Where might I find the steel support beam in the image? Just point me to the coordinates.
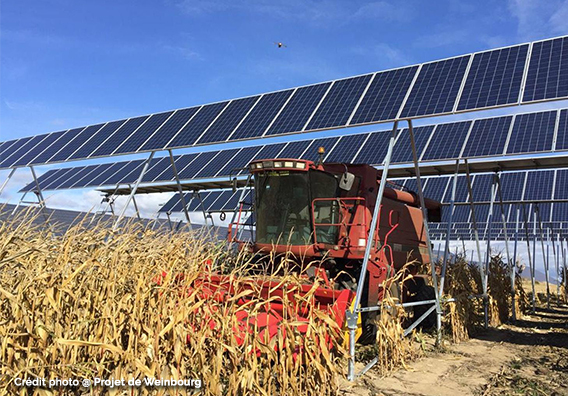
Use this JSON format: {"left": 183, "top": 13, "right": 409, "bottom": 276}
{"left": 495, "top": 173, "right": 513, "bottom": 320}
{"left": 168, "top": 149, "right": 192, "bottom": 227}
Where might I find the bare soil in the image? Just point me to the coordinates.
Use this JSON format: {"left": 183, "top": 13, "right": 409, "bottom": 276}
{"left": 342, "top": 303, "right": 568, "bottom": 396}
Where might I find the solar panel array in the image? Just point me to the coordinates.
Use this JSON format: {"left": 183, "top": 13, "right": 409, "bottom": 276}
{"left": 3, "top": 36, "right": 568, "bottom": 170}
{"left": 20, "top": 106, "right": 568, "bottom": 193}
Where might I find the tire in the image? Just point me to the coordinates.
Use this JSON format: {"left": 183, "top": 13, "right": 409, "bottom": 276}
{"left": 411, "top": 284, "right": 437, "bottom": 329}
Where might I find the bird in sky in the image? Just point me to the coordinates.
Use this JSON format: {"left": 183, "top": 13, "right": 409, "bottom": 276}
{"left": 274, "top": 42, "right": 287, "bottom": 48}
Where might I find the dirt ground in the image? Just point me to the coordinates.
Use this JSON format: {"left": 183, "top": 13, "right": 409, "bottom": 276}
{"left": 341, "top": 302, "right": 568, "bottom": 396}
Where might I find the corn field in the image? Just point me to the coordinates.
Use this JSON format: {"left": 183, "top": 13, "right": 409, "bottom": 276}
{"left": 0, "top": 209, "right": 527, "bottom": 395}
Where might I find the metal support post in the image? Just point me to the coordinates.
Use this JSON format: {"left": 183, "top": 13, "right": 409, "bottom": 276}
{"left": 0, "top": 168, "right": 16, "bottom": 197}
{"left": 482, "top": 176, "right": 497, "bottom": 329}
{"left": 494, "top": 173, "right": 513, "bottom": 320}
{"left": 562, "top": 238, "right": 567, "bottom": 302}
{"left": 408, "top": 119, "right": 442, "bottom": 344}
{"left": 534, "top": 206, "right": 550, "bottom": 309}
{"left": 113, "top": 152, "right": 155, "bottom": 231}
{"left": 131, "top": 188, "right": 142, "bottom": 220}
{"left": 30, "top": 166, "right": 51, "bottom": 225}
{"left": 195, "top": 191, "right": 212, "bottom": 227}
{"left": 512, "top": 205, "right": 520, "bottom": 321}
{"left": 168, "top": 149, "right": 192, "bottom": 226}
{"left": 464, "top": 159, "right": 484, "bottom": 271}
{"left": 440, "top": 159, "right": 460, "bottom": 297}
{"left": 348, "top": 120, "right": 399, "bottom": 381}
{"left": 166, "top": 212, "right": 173, "bottom": 231}
{"left": 522, "top": 203, "right": 536, "bottom": 313}
{"left": 556, "top": 234, "right": 561, "bottom": 305}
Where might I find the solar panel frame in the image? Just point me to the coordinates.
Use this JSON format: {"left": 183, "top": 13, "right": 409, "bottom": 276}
{"left": 461, "top": 115, "right": 513, "bottom": 157}
{"left": 89, "top": 116, "right": 150, "bottom": 158}
{"left": 0, "top": 135, "right": 44, "bottom": 168}
{"left": 324, "top": 133, "right": 370, "bottom": 163}
{"left": 113, "top": 111, "right": 175, "bottom": 155}
{"left": 138, "top": 107, "right": 202, "bottom": 152}
{"left": 46, "top": 126, "right": 97, "bottom": 163}
{"left": 353, "top": 130, "right": 393, "bottom": 165}
{"left": 214, "top": 146, "right": 259, "bottom": 177}
{"left": 194, "top": 149, "right": 240, "bottom": 179}
{"left": 505, "top": 110, "right": 557, "bottom": 154}
{"left": 11, "top": 131, "right": 67, "bottom": 167}
{"left": 421, "top": 120, "right": 472, "bottom": 161}
{"left": 67, "top": 121, "right": 127, "bottom": 160}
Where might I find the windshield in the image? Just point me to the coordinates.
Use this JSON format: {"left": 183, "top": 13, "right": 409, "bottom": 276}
{"left": 254, "top": 169, "right": 340, "bottom": 246}
{"left": 255, "top": 171, "right": 311, "bottom": 245}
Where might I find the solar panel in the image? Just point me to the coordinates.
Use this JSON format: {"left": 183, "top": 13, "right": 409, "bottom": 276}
{"left": 422, "top": 177, "right": 449, "bottom": 202}
{"left": 506, "top": 110, "right": 556, "bottom": 154}
{"left": 194, "top": 149, "right": 240, "bottom": 178}
{"left": 83, "top": 162, "right": 131, "bottom": 188}
{"left": 325, "top": 133, "right": 369, "bottom": 163}
{"left": 306, "top": 75, "right": 373, "bottom": 130}
{"left": 391, "top": 125, "right": 434, "bottom": 163}
{"left": 276, "top": 141, "right": 311, "bottom": 159}
{"left": 68, "top": 121, "right": 126, "bottom": 160}
{"left": 470, "top": 174, "right": 493, "bottom": 202}
{"left": 552, "top": 202, "right": 568, "bottom": 221}
{"left": 353, "top": 130, "right": 392, "bottom": 164}
{"left": 524, "top": 170, "right": 554, "bottom": 200}
{"left": 0, "top": 135, "right": 45, "bottom": 168}
{"left": 300, "top": 137, "right": 339, "bottom": 162}
{"left": 421, "top": 120, "right": 471, "bottom": 161}
{"left": 554, "top": 169, "right": 568, "bottom": 199}
{"left": 89, "top": 116, "right": 150, "bottom": 158}
{"left": 229, "top": 90, "right": 294, "bottom": 140}
{"left": 111, "top": 160, "right": 147, "bottom": 185}
{"left": 160, "top": 193, "right": 188, "bottom": 213}
{"left": 265, "top": 83, "right": 331, "bottom": 136}
{"left": 154, "top": 154, "right": 199, "bottom": 182}
{"left": 400, "top": 55, "right": 471, "bottom": 118}
{"left": 221, "top": 189, "right": 245, "bottom": 211}
{"left": 0, "top": 139, "right": 18, "bottom": 158}
{"left": 138, "top": 107, "right": 201, "bottom": 151}
{"left": 46, "top": 126, "right": 98, "bottom": 163}
{"left": 43, "top": 168, "right": 80, "bottom": 190}
{"left": 56, "top": 166, "right": 93, "bottom": 189}
{"left": 556, "top": 109, "right": 568, "bottom": 151}
{"left": 208, "top": 190, "right": 234, "bottom": 211}
{"left": 29, "top": 128, "right": 80, "bottom": 165}
{"left": 196, "top": 97, "right": 260, "bottom": 144}
{"left": 350, "top": 66, "right": 419, "bottom": 124}
{"left": 461, "top": 116, "right": 512, "bottom": 157}
{"left": 68, "top": 164, "right": 107, "bottom": 189}
{"left": 523, "top": 37, "right": 568, "bottom": 102}
{"left": 167, "top": 102, "right": 229, "bottom": 148}
{"left": 199, "top": 191, "right": 223, "bottom": 211}
{"left": 214, "top": 146, "right": 259, "bottom": 177}
{"left": 188, "top": 192, "right": 210, "bottom": 211}
{"left": 11, "top": 131, "right": 67, "bottom": 167}
{"left": 178, "top": 152, "right": 220, "bottom": 179}
{"left": 499, "top": 172, "right": 526, "bottom": 201}
{"left": 19, "top": 169, "right": 60, "bottom": 192}
{"left": 113, "top": 111, "right": 174, "bottom": 155}
{"left": 141, "top": 157, "right": 172, "bottom": 182}
{"left": 250, "top": 143, "right": 286, "bottom": 162}
{"left": 457, "top": 45, "right": 528, "bottom": 110}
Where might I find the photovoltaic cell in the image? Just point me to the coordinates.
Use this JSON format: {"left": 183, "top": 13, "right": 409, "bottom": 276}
{"left": 114, "top": 111, "right": 174, "bottom": 155}
{"left": 556, "top": 109, "right": 568, "bottom": 151}
{"left": 139, "top": 107, "right": 200, "bottom": 151}
{"left": 84, "top": 163, "right": 131, "bottom": 188}
{"left": 353, "top": 131, "right": 392, "bottom": 164}
{"left": 160, "top": 193, "right": 187, "bottom": 213}
{"left": 266, "top": 82, "right": 331, "bottom": 136}
{"left": 506, "top": 111, "right": 556, "bottom": 154}
{"left": 524, "top": 170, "right": 554, "bottom": 200}
{"left": 68, "top": 121, "right": 125, "bottom": 160}
{"left": 30, "top": 129, "right": 76, "bottom": 165}
{"left": 200, "top": 191, "right": 223, "bottom": 211}
{"left": 554, "top": 169, "right": 568, "bottom": 199}
{"left": 195, "top": 149, "right": 240, "bottom": 178}
{"left": 457, "top": 45, "right": 528, "bottom": 110}
{"left": 421, "top": 121, "right": 471, "bottom": 161}
{"left": 325, "top": 133, "right": 368, "bottom": 163}
{"left": 188, "top": 192, "right": 210, "bottom": 211}
{"left": 47, "top": 126, "right": 95, "bottom": 163}
{"left": 56, "top": 166, "right": 92, "bottom": 189}
{"left": 276, "top": 141, "right": 311, "bottom": 159}
{"left": 300, "top": 137, "right": 340, "bottom": 162}
{"left": 19, "top": 169, "right": 60, "bottom": 192}
{"left": 422, "top": 177, "right": 449, "bottom": 202}
{"left": 461, "top": 116, "right": 512, "bottom": 157}
{"left": 523, "top": 37, "right": 568, "bottom": 102}
{"left": 401, "top": 55, "right": 470, "bottom": 118}
{"left": 178, "top": 152, "right": 219, "bottom": 179}
{"left": 215, "top": 146, "right": 259, "bottom": 177}
{"left": 156, "top": 154, "right": 199, "bottom": 181}
{"left": 444, "top": 175, "right": 470, "bottom": 202}
{"left": 0, "top": 139, "right": 21, "bottom": 159}
{"left": 109, "top": 161, "right": 146, "bottom": 185}
{"left": 68, "top": 164, "right": 105, "bottom": 188}
{"left": 43, "top": 168, "right": 80, "bottom": 190}
{"left": 197, "top": 96, "right": 260, "bottom": 144}
{"left": 167, "top": 102, "right": 229, "bottom": 148}
{"left": 499, "top": 172, "right": 525, "bottom": 201}
{"left": 307, "top": 75, "right": 373, "bottom": 130}
{"left": 391, "top": 125, "right": 434, "bottom": 163}
{"left": 208, "top": 190, "right": 234, "bottom": 211}
{"left": 470, "top": 174, "right": 494, "bottom": 202}
{"left": 141, "top": 157, "right": 171, "bottom": 182}
{"left": 90, "top": 116, "right": 149, "bottom": 158}
{"left": 351, "top": 66, "right": 419, "bottom": 124}
{"left": 11, "top": 132, "right": 66, "bottom": 167}
{"left": 552, "top": 202, "right": 568, "bottom": 221}
{"left": 230, "top": 90, "right": 294, "bottom": 140}
{"left": 245, "top": 144, "right": 285, "bottom": 167}
{"left": 0, "top": 136, "right": 37, "bottom": 167}
{"left": 221, "top": 190, "right": 244, "bottom": 211}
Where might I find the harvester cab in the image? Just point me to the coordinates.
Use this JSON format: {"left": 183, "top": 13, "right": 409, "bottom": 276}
{"left": 226, "top": 153, "right": 442, "bottom": 341}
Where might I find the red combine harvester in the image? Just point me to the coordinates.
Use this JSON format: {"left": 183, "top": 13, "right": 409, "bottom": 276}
{"left": 215, "top": 149, "right": 442, "bottom": 343}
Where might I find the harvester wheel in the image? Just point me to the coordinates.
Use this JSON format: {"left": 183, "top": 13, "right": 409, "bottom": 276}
{"left": 412, "top": 283, "right": 437, "bottom": 329}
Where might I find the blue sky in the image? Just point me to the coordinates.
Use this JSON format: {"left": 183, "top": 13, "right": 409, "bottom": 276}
{"left": 1, "top": 0, "right": 567, "bottom": 277}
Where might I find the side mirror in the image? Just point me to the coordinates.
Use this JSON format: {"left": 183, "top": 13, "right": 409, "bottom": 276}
{"left": 339, "top": 172, "right": 355, "bottom": 191}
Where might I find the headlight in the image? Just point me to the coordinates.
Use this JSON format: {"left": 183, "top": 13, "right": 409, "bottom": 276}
{"left": 274, "top": 161, "right": 283, "bottom": 168}
{"left": 284, "top": 161, "right": 294, "bottom": 168}
{"left": 295, "top": 162, "right": 306, "bottom": 169}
